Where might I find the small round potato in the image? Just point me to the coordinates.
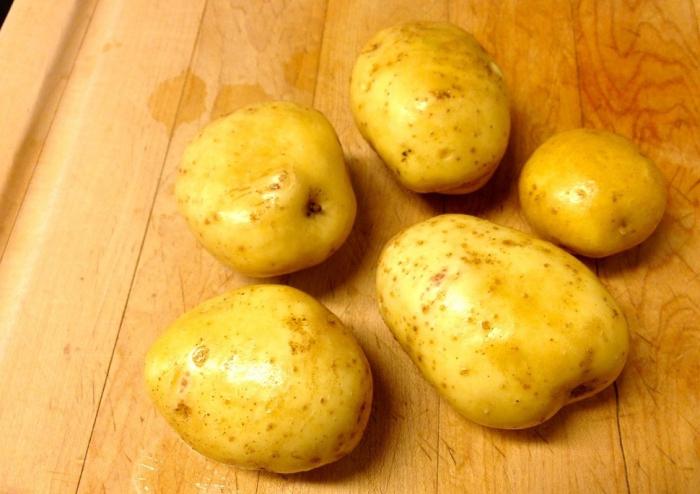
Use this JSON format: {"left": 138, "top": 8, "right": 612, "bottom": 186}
{"left": 350, "top": 21, "right": 510, "bottom": 194}
{"left": 176, "top": 101, "right": 356, "bottom": 277}
{"left": 519, "top": 128, "right": 667, "bottom": 257}
{"left": 145, "top": 285, "right": 373, "bottom": 473}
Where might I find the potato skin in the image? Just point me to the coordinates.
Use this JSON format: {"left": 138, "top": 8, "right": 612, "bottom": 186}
{"left": 376, "top": 215, "right": 629, "bottom": 429}
{"left": 519, "top": 128, "right": 667, "bottom": 257}
{"left": 145, "top": 285, "right": 372, "bottom": 473}
{"left": 350, "top": 22, "right": 510, "bottom": 193}
{"left": 175, "top": 101, "right": 356, "bottom": 277}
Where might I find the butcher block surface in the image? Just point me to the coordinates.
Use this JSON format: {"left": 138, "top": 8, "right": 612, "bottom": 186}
{"left": 1, "top": 0, "right": 699, "bottom": 492}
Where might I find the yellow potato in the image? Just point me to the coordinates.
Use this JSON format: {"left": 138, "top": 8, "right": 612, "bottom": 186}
{"left": 176, "top": 101, "right": 356, "bottom": 277}
{"left": 350, "top": 21, "right": 510, "bottom": 193}
{"left": 519, "top": 128, "right": 667, "bottom": 257}
{"left": 376, "top": 214, "right": 629, "bottom": 429}
{"left": 145, "top": 285, "right": 372, "bottom": 473}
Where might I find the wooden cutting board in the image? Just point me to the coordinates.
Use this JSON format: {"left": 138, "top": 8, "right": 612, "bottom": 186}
{"left": 1, "top": 0, "right": 698, "bottom": 492}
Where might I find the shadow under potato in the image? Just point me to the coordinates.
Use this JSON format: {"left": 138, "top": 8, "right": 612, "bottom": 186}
{"left": 487, "top": 382, "right": 622, "bottom": 445}
{"left": 444, "top": 122, "right": 521, "bottom": 217}
{"left": 282, "top": 155, "right": 380, "bottom": 298}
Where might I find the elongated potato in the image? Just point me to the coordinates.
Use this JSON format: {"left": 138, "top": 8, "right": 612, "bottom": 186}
{"left": 376, "top": 214, "right": 629, "bottom": 429}
{"left": 145, "top": 285, "right": 373, "bottom": 473}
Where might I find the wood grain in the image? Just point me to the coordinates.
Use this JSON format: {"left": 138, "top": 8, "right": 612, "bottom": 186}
{"left": 0, "top": 0, "right": 698, "bottom": 492}
{"left": 574, "top": 1, "right": 700, "bottom": 492}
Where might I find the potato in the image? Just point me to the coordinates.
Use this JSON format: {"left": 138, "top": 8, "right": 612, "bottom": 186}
{"left": 350, "top": 21, "right": 510, "bottom": 194}
{"left": 176, "top": 101, "right": 356, "bottom": 277}
{"left": 376, "top": 214, "right": 629, "bottom": 429}
{"left": 145, "top": 285, "right": 372, "bottom": 473}
{"left": 519, "top": 128, "right": 667, "bottom": 257}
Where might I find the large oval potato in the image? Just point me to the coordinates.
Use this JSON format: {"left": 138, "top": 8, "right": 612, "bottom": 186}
{"left": 376, "top": 214, "right": 629, "bottom": 429}
{"left": 145, "top": 285, "right": 373, "bottom": 473}
{"left": 351, "top": 21, "right": 510, "bottom": 193}
{"left": 519, "top": 128, "right": 667, "bottom": 257}
{"left": 176, "top": 101, "right": 356, "bottom": 277}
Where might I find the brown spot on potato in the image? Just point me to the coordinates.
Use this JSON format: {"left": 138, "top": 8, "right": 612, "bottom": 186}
{"left": 357, "top": 401, "right": 368, "bottom": 423}
{"left": 192, "top": 346, "right": 209, "bottom": 367}
{"left": 363, "top": 42, "right": 381, "bottom": 53}
{"left": 579, "top": 348, "right": 594, "bottom": 371}
{"left": 288, "top": 340, "right": 313, "bottom": 355}
{"left": 570, "top": 384, "right": 592, "bottom": 398}
{"left": 460, "top": 369, "right": 470, "bottom": 376}
{"left": 175, "top": 401, "right": 191, "bottom": 418}
{"left": 306, "top": 198, "right": 322, "bottom": 217}
{"left": 438, "top": 148, "right": 451, "bottom": 159}
{"left": 431, "top": 89, "right": 451, "bottom": 99}
{"left": 267, "top": 423, "right": 276, "bottom": 431}
{"left": 618, "top": 218, "right": 630, "bottom": 235}
{"left": 482, "top": 321, "right": 492, "bottom": 330}
{"left": 430, "top": 268, "right": 447, "bottom": 284}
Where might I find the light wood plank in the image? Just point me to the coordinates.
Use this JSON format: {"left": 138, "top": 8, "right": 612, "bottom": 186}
{"left": 77, "top": 1, "right": 327, "bottom": 492}
{"left": 0, "top": 0, "right": 207, "bottom": 491}
{"left": 573, "top": 0, "right": 700, "bottom": 491}
{"left": 0, "top": 0, "right": 98, "bottom": 253}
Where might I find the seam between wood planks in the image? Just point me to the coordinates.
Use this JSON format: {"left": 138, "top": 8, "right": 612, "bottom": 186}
{"left": 436, "top": 398, "right": 440, "bottom": 494}
{"left": 310, "top": 0, "right": 330, "bottom": 108}
{"left": 0, "top": 0, "right": 101, "bottom": 265}
{"left": 614, "top": 383, "right": 632, "bottom": 494}
{"left": 73, "top": 1, "right": 210, "bottom": 491}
